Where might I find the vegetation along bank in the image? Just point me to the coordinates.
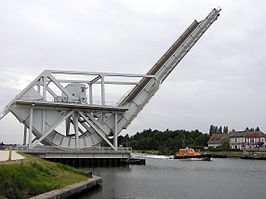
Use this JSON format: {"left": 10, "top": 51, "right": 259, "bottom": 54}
{"left": 0, "top": 154, "right": 89, "bottom": 199}
{"left": 118, "top": 129, "right": 210, "bottom": 154}
{"left": 118, "top": 128, "right": 244, "bottom": 157}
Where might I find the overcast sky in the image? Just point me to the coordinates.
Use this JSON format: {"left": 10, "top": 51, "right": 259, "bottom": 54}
{"left": 1, "top": 0, "right": 266, "bottom": 144}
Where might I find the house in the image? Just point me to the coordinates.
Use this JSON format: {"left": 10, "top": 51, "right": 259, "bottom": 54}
{"left": 229, "top": 130, "right": 266, "bottom": 150}
{"left": 229, "top": 130, "right": 248, "bottom": 150}
{"left": 245, "top": 131, "right": 266, "bottom": 150}
{"left": 208, "top": 134, "right": 229, "bottom": 148}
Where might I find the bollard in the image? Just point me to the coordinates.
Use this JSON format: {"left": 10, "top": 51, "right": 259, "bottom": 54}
{"left": 83, "top": 171, "right": 92, "bottom": 178}
{"left": 8, "top": 146, "right": 12, "bottom": 161}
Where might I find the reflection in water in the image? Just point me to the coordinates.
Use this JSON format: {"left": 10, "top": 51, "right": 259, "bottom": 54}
{"left": 77, "top": 154, "right": 266, "bottom": 199}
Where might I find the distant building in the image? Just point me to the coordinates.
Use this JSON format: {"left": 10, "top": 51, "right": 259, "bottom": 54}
{"left": 229, "top": 130, "right": 266, "bottom": 150}
{"left": 0, "top": 142, "right": 4, "bottom": 150}
{"left": 229, "top": 130, "right": 248, "bottom": 150}
{"left": 245, "top": 131, "right": 266, "bottom": 150}
{"left": 208, "top": 134, "right": 229, "bottom": 148}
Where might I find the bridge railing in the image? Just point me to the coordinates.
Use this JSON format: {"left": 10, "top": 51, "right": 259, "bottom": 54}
{"left": 16, "top": 145, "right": 132, "bottom": 153}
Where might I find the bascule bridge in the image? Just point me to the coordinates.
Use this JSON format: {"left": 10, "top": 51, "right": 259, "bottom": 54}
{"left": 0, "top": 8, "right": 221, "bottom": 166}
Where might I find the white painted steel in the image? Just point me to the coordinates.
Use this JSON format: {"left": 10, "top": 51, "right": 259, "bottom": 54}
{"left": 28, "top": 106, "right": 34, "bottom": 148}
{"left": 23, "top": 125, "right": 27, "bottom": 145}
{"left": 0, "top": 8, "right": 221, "bottom": 150}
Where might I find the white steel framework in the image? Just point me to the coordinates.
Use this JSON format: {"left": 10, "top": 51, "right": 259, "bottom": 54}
{"left": 0, "top": 8, "right": 221, "bottom": 150}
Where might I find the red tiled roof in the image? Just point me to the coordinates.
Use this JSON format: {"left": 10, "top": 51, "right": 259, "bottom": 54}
{"left": 208, "top": 134, "right": 229, "bottom": 144}
{"left": 229, "top": 130, "right": 248, "bottom": 138}
{"left": 246, "top": 131, "right": 266, "bottom": 138}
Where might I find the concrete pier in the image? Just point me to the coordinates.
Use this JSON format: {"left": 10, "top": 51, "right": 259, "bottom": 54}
{"left": 17, "top": 146, "right": 132, "bottom": 167}
{"left": 29, "top": 175, "right": 102, "bottom": 199}
{"left": 242, "top": 150, "right": 266, "bottom": 160}
{"left": 47, "top": 157, "right": 129, "bottom": 167}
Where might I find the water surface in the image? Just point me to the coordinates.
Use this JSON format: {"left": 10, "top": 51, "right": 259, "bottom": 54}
{"left": 77, "top": 154, "right": 266, "bottom": 199}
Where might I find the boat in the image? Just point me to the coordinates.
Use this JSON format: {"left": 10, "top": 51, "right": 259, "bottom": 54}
{"left": 174, "top": 147, "right": 211, "bottom": 161}
{"left": 120, "top": 158, "right": 146, "bottom": 165}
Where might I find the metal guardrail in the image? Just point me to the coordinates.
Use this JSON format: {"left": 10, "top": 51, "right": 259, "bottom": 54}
{"left": 16, "top": 145, "right": 132, "bottom": 153}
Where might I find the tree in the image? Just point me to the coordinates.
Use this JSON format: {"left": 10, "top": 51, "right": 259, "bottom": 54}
{"left": 218, "top": 126, "right": 223, "bottom": 134}
{"left": 255, "top": 127, "right": 260, "bottom": 131}
{"left": 129, "top": 140, "right": 137, "bottom": 149}
{"left": 121, "top": 128, "right": 211, "bottom": 154}
{"left": 219, "top": 136, "right": 230, "bottom": 148}
{"left": 214, "top": 126, "right": 218, "bottom": 134}
{"left": 209, "top": 125, "right": 214, "bottom": 135}
{"left": 194, "top": 134, "right": 210, "bottom": 147}
{"left": 223, "top": 126, "right": 228, "bottom": 134}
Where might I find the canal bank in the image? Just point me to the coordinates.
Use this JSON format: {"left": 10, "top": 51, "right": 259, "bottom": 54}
{"left": 242, "top": 150, "right": 266, "bottom": 160}
{"left": 0, "top": 154, "right": 99, "bottom": 199}
{"left": 133, "top": 150, "right": 244, "bottom": 158}
{"left": 207, "top": 150, "right": 243, "bottom": 158}
{"left": 29, "top": 175, "right": 102, "bottom": 199}
{"left": 207, "top": 150, "right": 266, "bottom": 160}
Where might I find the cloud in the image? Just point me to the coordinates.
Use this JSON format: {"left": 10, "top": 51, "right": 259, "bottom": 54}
{"left": 1, "top": 0, "right": 266, "bottom": 143}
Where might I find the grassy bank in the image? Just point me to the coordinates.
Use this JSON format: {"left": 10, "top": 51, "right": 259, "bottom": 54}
{"left": 0, "top": 154, "right": 88, "bottom": 199}
{"left": 205, "top": 151, "right": 243, "bottom": 158}
{"left": 133, "top": 150, "right": 160, "bottom": 155}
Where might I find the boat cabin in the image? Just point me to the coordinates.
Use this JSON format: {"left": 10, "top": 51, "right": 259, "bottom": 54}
{"left": 178, "top": 148, "right": 201, "bottom": 157}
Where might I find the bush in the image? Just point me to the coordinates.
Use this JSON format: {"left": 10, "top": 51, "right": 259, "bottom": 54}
{"left": 0, "top": 158, "right": 86, "bottom": 199}
{"left": 208, "top": 146, "right": 241, "bottom": 152}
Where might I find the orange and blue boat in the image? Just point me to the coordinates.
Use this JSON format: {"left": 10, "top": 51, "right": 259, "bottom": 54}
{"left": 174, "top": 147, "right": 211, "bottom": 161}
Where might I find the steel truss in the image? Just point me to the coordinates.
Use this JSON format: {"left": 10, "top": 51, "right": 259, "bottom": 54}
{"left": 0, "top": 8, "right": 221, "bottom": 150}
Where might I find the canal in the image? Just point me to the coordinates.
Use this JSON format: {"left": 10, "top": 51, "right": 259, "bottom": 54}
{"left": 77, "top": 154, "right": 266, "bottom": 199}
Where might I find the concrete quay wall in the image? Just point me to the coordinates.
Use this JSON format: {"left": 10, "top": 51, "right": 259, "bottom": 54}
{"left": 47, "top": 157, "right": 128, "bottom": 167}
{"left": 29, "top": 175, "right": 102, "bottom": 199}
{"left": 242, "top": 150, "right": 266, "bottom": 160}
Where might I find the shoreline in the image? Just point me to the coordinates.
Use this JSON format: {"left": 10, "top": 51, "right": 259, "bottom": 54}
{"left": 29, "top": 175, "right": 102, "bottom": 199}
{"left": 0, "top": 154, "right": 96, "bottom": 198}
{"left": 134, "top": 150, "right": 266, "bottom": 160}
{"left": 133, "top": 150, "right": 244, "bottom": 158}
